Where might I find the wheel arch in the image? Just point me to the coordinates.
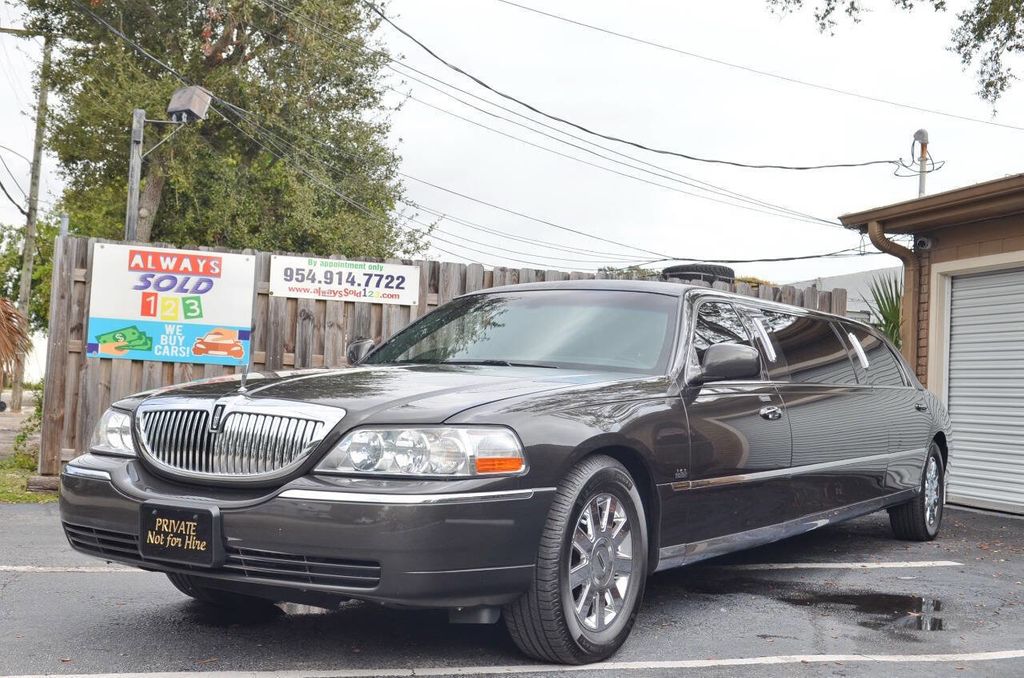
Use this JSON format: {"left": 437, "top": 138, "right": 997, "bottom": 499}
{"left": 932, "top": 431, "right": 949, "bottom": 469}
{"left": 576, "top": 443, "right": 662, "bottom": 574}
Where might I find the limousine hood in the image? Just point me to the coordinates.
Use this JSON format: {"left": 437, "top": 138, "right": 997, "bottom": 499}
{"left": 123, "top": 364, "right": 626, "bottom": 425}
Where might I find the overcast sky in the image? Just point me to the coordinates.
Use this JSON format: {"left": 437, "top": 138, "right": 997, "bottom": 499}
{"left": 2, "top": 0, "right": 1022, "bottom": 283}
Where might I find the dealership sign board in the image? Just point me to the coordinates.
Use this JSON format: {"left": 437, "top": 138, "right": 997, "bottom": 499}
{"left": 86, "top": 243, "right": 256, "bottom": 366}
{"left": 269, "top": 255, "right": 420, "bottom": 306}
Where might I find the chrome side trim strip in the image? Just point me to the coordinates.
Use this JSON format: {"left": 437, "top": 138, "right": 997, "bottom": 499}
{"left": 277, "top": 487, "right": 557, "bottom": 505}
{"left": 671, "top": 448, "right": 923, "bottom": 491}
{"left": 655, "top": 489, "right": 917, "bottom": 572}
{"left": 62, "top": 465, "right": 112, "bottom": 481}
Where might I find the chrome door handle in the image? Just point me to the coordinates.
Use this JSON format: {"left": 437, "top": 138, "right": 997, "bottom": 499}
{"left": 915, "top": 403, "right": 929, "bottom": 412}
{"left": 759, "top": 405, "right": 783, "bottom": 421}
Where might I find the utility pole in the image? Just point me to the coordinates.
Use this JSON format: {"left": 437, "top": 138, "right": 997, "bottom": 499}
{"left": 914, "top": 128, "right": 929, "bottom": 198}
{"left": 1, "top": 27, "right": 52, "bottom": 412}
{"left": 124, "top": 108, "right": 145, "bottom": 241}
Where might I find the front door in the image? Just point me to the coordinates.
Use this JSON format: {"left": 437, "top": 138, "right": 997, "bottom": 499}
{"left": 667, "top": 300, "right": 793, "bottom": 547}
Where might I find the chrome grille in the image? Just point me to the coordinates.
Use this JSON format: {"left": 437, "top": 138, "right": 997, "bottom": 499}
{"left": 138, "top": 409, "right": 325, "bottom": 478}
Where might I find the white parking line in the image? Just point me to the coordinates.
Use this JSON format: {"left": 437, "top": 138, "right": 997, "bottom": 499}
{"left": 6, "top": 649, "right": 1023, "bottom": 677}
{"left": 714, "top": 560, "right": 962, "bottom": 571}
{"left": 0, "top": 565, "right": 143, "bottom": 573}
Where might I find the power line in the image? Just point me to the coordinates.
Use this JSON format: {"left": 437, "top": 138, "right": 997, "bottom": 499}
{"left": 492, "top": 0, "right": 1024, "bottom": 134}
{"left": 361, "top": 0, "right": 909, "bottom": 171}
{"left": 253, "top": 0, "right": 840, "bottom": 228}
{"left": 0, "top": 154, "right": 26, "bottom": 197}
{"left": 405, "top": 94, "right": 834, "bottom": 227}
{"left": 219, "top": 99, "right": 877, "bottom": 267}
{"left": 0, "top": 177, "right": 27, "bottom": 216}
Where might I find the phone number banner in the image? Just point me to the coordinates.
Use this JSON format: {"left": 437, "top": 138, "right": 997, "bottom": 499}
{"left": 86, "top": 243, "right": 256, "bottom": 366}
{"left": 269, "top": 255, "right": 420, "bottom": 306}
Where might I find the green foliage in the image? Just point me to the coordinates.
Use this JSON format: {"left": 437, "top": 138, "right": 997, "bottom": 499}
{"left": 767, "top": 0, "right": 1023, "bottom": 104}
{"left": 0, "top": 469, "right": 57, "bottom": 503}
{"left": 866, "top": 271, "right": 902, "bottom": 348}
{"left": 0, "top": 220, "right": 58, "bottom": 331}
{"left": 11, "top": 380, "right": 44, "bottom": 459}
{"left": 22, "top": 0, "right": 419, "bottom": 258}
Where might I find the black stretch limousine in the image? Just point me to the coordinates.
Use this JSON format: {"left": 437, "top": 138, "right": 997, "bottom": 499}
{"left": 60, "top": 280, "right": 951, "bottom": 664}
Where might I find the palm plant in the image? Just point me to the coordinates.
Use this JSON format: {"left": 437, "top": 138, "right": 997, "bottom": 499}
{"left": 0, "top": 297, "right": 31, "bottom": 375}
{"left": 866, "top": 272, "right": 903, "bottom": 348}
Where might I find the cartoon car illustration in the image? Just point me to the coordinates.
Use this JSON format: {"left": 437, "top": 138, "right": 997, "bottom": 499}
{"left": 192, "top": 328, "right": 244, "bottom": 359}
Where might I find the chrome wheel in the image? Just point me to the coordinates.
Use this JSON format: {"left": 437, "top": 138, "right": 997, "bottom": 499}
{"left": 569, "top": 493, "right": 633, "bottom": 632}
{"left": 924, "top": 456, "right": 941, "bottom": 527}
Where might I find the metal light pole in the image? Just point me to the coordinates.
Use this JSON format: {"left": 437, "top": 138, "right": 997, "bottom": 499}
{"left": 123, "top": 87, "right": 211, "bottom": 240}
{"left": 0, "top": 28, "right": 52, "bottom": 412}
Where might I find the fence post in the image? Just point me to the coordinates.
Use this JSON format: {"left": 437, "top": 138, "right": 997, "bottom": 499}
{"left": 39, "top": 235, "right": 71, "bottom": 475}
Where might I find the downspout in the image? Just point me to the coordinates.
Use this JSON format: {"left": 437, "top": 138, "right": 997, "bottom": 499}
{"left": 866, "top": 220, "right": 919, "bottom": 369}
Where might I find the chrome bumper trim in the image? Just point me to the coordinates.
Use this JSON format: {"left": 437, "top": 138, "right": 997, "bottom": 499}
{"left": 277, "top": 487, "right": 556, "bottom": 505}
{"left": 62, "top": 465, "right": 112, "bottom": 481}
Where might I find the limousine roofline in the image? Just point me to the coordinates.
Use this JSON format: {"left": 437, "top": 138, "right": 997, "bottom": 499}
{"left": 467, "top": 279, "right": 876, "bottom": 331}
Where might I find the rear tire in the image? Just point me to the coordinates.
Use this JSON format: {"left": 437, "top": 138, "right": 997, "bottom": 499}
{"left": 889, "top": 442, "right": 944, "bottom": 541}
{"left": 166, "top": 573, "right": 277, "bottom": 609}
{"left": 504, "top": 455, "right": 648, "bottom": 664}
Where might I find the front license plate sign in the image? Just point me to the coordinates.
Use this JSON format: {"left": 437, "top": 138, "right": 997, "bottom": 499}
{"left": 139, "top": 503, "right": 222, "bottom": 567}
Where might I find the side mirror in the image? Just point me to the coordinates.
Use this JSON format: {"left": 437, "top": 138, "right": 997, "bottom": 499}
{"left": 346, "top": 338, "right": 376, "bottom": 366}
{"left": 695, "top": 343, "right": 761, "bottom": 384}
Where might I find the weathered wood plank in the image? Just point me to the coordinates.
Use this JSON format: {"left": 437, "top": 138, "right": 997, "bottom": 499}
{"left": 294, "top": 297, "right": 318, "bottom": 368}
{"left": 465, "top": 263, "right": 485, "bottom": 293}
{"left": 439, "top": 262, "right": 466, "bottom": 304}
{"left": 109, "top": 360, "right": 133, "bottom": 403}
{"left": 780, "top": 285, "right": 797, "bottom": 306}
{"left": 817, "top": 290, "right": 833, "bottom": 313}
{"left": 801, "top": 286, "right": 819, "bottom": 310}
{"left": 39, "top": 235, "right": 73, "bottom": 473}
{"left": 264, "top": 294, "right": 288, "bottom": 371}
{"left": 830, "top": 288, "right": 848, "bottom": 316}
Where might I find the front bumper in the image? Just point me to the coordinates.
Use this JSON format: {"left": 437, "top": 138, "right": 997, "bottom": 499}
{"left": 59, "top": 454, "right": 554, "bottom": 608}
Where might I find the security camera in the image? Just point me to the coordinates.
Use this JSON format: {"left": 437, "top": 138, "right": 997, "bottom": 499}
{"left": 914, "top": 236, "right": 935, "bottom": 251}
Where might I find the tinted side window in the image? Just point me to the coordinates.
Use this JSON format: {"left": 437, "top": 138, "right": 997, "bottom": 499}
{"left": 757, "top": 311, "right": 857, "bottom": 384}
{"left": 844, "top": 325, "right": 907, "bottom": 387}
{"left": 690, "top": 301, "right": 756, "bottom": 365}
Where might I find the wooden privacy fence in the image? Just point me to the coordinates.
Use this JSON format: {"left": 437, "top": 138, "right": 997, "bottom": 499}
{"left": 39, "top": 236, "right": 847, "bottom": 475}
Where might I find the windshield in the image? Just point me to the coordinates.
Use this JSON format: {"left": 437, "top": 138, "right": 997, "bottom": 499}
{"left": 365, "top": 290, "right": 679, "bottom": 374}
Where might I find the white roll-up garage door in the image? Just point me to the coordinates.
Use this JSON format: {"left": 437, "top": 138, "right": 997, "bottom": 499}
{"left": 947, "top": 267, "right": 1024, "bottom": 514}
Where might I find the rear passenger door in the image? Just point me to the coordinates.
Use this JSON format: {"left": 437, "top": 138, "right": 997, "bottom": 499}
{"left": 750, "top": 310, "right": 889, "bottom": 514}
{"left": 842, "top": 323, "right": 931, "bottom": 493}
{"left": 674, "top": 300, "right": 793, "bottom": 545}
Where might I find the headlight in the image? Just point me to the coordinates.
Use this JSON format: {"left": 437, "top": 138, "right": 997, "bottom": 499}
{"left": 89, "top": 408, "right": 136, "bottom": 457}
{"left": 315, "top": 426, "right": 526, "bottom": 477}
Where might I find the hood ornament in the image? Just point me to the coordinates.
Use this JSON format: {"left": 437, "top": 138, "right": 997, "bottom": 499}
{"left": 238, "top": 362, "right": 250, "bottom": 393}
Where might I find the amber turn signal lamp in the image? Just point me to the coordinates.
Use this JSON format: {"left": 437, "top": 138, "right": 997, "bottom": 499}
{"left": 475, "top": 457, "right": 524, "bottom": 474}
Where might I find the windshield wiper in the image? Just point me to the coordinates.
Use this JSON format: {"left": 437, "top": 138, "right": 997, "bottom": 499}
{"left": 440, "top": 359, "right": 560, "bottom": 369}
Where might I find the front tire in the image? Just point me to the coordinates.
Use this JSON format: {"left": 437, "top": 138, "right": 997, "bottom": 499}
{"left": 889, "top": 442, "right": 945, "bottom": 541}
{"left": 504, "top": 455, "right": 648, "bottom": 664}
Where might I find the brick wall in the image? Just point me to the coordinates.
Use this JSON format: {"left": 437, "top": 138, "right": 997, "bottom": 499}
{"left": 907, "top": 215, "right": 1024, "bottom": 388}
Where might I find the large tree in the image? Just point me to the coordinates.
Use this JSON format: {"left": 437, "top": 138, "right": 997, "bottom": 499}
{"left": 21, "top": 0, "right": 421, "bottom": 257}
{"left": 769, "top": 1, "right": 1024, "bottom": 105}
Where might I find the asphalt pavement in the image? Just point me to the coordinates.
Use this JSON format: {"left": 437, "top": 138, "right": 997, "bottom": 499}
{"left": 1, "top": 502, "right": 1022, "bottom": 677}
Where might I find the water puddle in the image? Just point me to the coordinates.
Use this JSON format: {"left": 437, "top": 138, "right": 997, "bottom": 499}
{"left": 665, "top": 574, "right": 946, "bottom": 634}
{"left": 778, "top": 591, "right": 945, "bottom": 632}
